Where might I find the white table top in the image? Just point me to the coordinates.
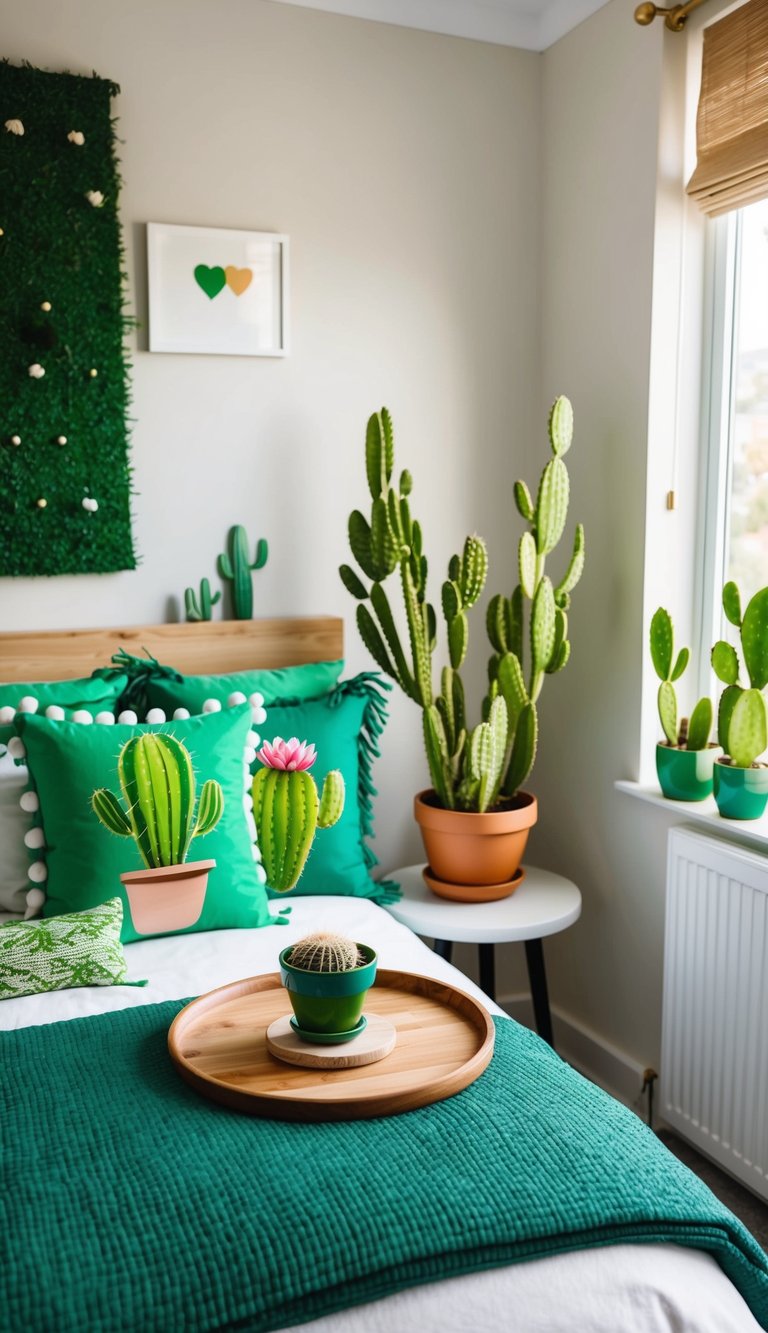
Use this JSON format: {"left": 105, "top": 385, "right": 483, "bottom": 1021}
{"left": 383, "top": 864, "right": 582, "bottom": 944}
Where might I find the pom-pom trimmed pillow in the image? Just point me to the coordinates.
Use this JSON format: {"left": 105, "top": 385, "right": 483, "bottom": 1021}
{"left": 0, "top": 673, "right": 129, "bottom": 917}
{"left": 0, "top": 672, "right": 129, "bottom": 747}
{"left": 15, "top": 703, "right": 273, "bottom": 943}
{"left": 145, "top": 659, "right": 344, "bottom": 717}
{"left": 0, "top": 897, "right": 139, "bottom": 1000}
{"left": 252, "top": 674, "right": 400, "bottom": 904}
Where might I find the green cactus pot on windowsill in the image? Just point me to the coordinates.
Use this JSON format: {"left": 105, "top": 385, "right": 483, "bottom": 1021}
{"left": 279, "top": 933, "right": 377, "bottom": 1040}
{"left": 710, "top": 582, "right": 768, "bottom": 821}
{"left": 655, "top": 743, "right": 721, "bottom": 802}
{"left": 649, "top": 608, "right": 717, "bottom": 801}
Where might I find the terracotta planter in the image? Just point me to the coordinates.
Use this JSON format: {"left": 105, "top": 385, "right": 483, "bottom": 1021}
{"left": 655, "top": 742, "right": 721, "bottom": 802}
{"left": 713, "top": 760, "right": 768, "bottom": 821}
{"left": 120, "top": 859, "right": 215, "bottom": 936}
{"left": 414, "top": 789, "right": 537, "bottom": 901}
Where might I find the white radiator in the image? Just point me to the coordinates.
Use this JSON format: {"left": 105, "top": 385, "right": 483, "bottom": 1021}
{"left": 661, "top": 827, "right": 768, "bottom": 1201}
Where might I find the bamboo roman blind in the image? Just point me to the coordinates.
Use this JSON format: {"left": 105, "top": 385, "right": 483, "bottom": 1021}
{"left": 687, "top": 0, "right": 768, "bottom": 216}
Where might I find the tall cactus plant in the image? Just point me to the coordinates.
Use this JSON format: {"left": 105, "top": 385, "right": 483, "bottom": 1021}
{"left": 712, "top": 581, "right": 768, "bottom": 767}
{"left": 340, "top": 399, "right": 584, "bottom": 811}
{"left": 217, "top": 524, "right": 269, "bottom": 620}
{"left": 91, "top": 733, "right": 224, "bottom": 868}
{"left": 251, "top": 737, "right": 345, "bottom": 892}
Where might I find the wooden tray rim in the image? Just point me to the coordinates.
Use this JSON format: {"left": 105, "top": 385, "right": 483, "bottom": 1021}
{"left": 168, "top": 968, "right": 495, "bottom": 1121}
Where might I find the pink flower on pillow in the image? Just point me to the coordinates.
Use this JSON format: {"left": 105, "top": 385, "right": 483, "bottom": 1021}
{"left": 257, "top": 737, "right": 317, "bottom": 772}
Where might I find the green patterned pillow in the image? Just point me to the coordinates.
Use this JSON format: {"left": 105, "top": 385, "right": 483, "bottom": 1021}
{"left": 145, "top": 660, "right": 344, "bottom": 716}
{"left": 0, "top": 898, "right": 139, "bottom": 1000}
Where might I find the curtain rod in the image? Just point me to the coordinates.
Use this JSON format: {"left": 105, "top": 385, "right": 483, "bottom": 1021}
{"left": 634, "top": 0, "right": 709, "bottom": 31}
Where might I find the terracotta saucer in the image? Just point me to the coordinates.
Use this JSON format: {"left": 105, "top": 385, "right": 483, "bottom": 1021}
{"left": 422, "top": 864, "right": 525, "bottom": 903}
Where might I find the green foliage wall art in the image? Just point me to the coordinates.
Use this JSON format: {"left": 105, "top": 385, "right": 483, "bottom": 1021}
{"left": 0, "top": 61, "right": 135, "bottom": 577}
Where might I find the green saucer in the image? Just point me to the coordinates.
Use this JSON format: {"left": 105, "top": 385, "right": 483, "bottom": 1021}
{"left": 289, "top": 1015, "right": 368, "bottom": 1045}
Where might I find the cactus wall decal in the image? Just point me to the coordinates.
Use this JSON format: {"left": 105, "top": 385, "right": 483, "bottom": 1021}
{"left": 251, "top": 737, "right": 345, "bottom": 892}
{"left": 340, "top": 398, "right": 584, "bottom": 812}
{"left": 217, "top": 524, "right": 269, "bottom": 620}
{"left": 92, "top": 733, "right": 224, "bottom": 868}
{"left": 184, "top": 577, "right": 221, "bottom": 623}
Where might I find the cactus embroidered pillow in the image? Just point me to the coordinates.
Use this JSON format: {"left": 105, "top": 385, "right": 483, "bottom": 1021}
{"left": 15, "top": 704, "right": 271, "bottom": 943}
{"left": 0, "top": 897, "right": 135, "bottom": 1000}
{"left": 252, "top": 675, "right": 400, "bottom": 904}
{"left": 145, "top": 659, "right": 344, "bottom": 717}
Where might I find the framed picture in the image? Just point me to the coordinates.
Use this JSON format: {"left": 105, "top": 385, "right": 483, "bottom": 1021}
{"left": 147, "top": 223, "right": 289, "bottom": 356}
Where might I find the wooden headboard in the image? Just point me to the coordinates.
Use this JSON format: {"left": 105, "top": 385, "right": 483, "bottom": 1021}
{"left": 0, "top": 617, "right": 344, "bottom": 684}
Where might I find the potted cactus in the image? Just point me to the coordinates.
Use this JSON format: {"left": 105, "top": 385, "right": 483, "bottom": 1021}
{"left": 279, "top": 931, "right": 377, "bottom": 1041}
{"left": 340, "top": 398, "right": 584, "bottom": 900}
{"left": 92, "top": 733, "right": 223, "bottom": 934}
{"left": 711, "top": 581, "right": 768, "bottom": 820}
{"left": 251, "top": 737, "right": 345, "bottom": 892}
{"left": 650, "top": 608, "right": 718, "bottom": 801}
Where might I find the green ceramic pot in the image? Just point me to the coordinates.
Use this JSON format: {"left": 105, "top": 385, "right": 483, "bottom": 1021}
{"left": 279, "top": 943, "right": 377, "bottom": 1038}
{"left": 713, "top": 760, "right": 768, "bottom": 820}
{"left": 655, "top": 743, "right": 721, "bottom": 802}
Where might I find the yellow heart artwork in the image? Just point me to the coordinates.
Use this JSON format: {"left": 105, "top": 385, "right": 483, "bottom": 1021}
{"left": 225, "top": 266, "right": 253, "bottom": 297}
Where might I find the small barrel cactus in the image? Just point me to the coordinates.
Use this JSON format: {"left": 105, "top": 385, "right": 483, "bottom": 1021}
{"left": 217, "top": 524, "right": 268, "bottom": 620}
{"left": 92, "top": 733, "right": 224, "bottom": 868}
{"left": 287, "top": 932, "right": 365, "bottom": 972}
{"left": 712, "top": 581, "right": 768, "bottom": 767}
{"left": 251, "top": 737, "right": 345, "bottom": 892}
{"left": 650, "top": 607, "right": 712, "bottom": 750}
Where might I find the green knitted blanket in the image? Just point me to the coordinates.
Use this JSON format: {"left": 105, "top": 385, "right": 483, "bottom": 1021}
{"left": 3, "top": 1005, "right": 767, "bottom": 1332}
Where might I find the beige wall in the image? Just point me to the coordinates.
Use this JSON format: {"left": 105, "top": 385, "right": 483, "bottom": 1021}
{"left": 537, "top": 1, "right": 679, "bottom": 1067}
{"left": 1, "top": 0, "right": 540, "bottom": 874}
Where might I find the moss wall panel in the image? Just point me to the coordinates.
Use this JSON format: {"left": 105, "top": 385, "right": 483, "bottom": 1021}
{"left": 0, "top": 61, "right": 135, "bottom": 576}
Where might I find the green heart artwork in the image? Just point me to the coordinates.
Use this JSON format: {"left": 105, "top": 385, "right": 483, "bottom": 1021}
{"left": 194, "top": 265, "right": 227, "bottom": 300}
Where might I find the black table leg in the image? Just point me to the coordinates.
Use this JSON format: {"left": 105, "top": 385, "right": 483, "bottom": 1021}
{"left": 433, "top": 938, "right": 453, "bottom": 964}
{"left": 478, "top": 943, "right": 495, "bottom": 1002}
{"left": 525, "top": 938, "right": 555, "bottom": 1048}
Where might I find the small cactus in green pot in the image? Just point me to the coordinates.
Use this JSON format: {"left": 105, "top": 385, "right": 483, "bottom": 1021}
{"left": 279, "top": 931, "right": 377, "bottom": 1037}
{"left": 711, "top": 581, "right": 768, "bottom": 819}
{"left": 649, "top": 608, "right": 717, "bottom": 802}
{"left": 251, "top": 738, "right": 344, "bottom": 893}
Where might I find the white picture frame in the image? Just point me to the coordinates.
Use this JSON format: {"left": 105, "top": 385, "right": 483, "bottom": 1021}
{"left": 147, "top": 222, "right": 289, "bottom": 356}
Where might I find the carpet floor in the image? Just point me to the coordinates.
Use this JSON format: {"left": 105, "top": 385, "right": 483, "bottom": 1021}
{"left": 658, "top": 1129, "right": 768, "bottom": 1250}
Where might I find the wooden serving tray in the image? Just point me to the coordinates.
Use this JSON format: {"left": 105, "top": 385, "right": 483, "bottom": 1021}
{"left": 168, "top": 969, "right": 495, "bottom": 1122}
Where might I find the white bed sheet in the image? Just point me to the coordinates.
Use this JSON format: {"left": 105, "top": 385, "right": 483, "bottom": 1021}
{"left": 2, "top": 897, "right": 761, "bottom": 1333}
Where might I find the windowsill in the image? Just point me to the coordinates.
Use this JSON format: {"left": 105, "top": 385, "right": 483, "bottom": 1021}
{"left": 615, "top": 780, "right": 768, "bottom": 853}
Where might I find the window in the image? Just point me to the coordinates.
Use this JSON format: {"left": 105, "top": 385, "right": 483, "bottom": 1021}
{"left": 699, "top": 197, "right": 768, "bottom": 669}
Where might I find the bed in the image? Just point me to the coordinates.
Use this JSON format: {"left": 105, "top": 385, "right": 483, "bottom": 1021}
{"left": 1, "top": 617, "right": 767, "bottom": 1333}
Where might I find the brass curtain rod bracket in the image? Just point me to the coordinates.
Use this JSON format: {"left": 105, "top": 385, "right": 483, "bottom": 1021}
{"left": 634, "top": 0, "right": 708, "bottom": 31}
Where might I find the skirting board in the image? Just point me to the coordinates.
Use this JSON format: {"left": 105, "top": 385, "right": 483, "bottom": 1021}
{"left": 501, "top": 994, "right": 649, "bottom": 1114}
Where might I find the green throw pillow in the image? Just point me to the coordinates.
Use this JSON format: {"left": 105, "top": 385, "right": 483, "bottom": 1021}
{"left": 0, "top": 673, "right": 128, "bottom": 748}
{"left": 253, "top": 675, "right": 399, "bottom": 905}
{"left": 146, "top": 660, "right": 344, "bottom": 716}
{"left": 0, "top": 897, "right": 138, "bottom": 1000}
{"left": 16, "top": 704, "right": 272, "bottom": 943}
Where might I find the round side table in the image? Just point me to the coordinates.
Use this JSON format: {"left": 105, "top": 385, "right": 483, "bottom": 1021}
{"left": 384, "top": 864, "right": 581, "bottom": 1048}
